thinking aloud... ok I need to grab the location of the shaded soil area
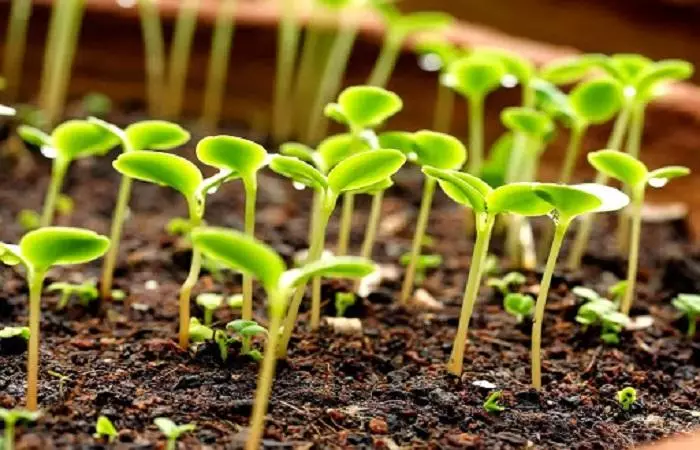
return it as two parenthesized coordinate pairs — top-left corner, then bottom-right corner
(0, 122), (700, 449)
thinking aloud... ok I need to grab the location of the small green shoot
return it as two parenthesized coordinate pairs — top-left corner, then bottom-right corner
(188, 317), (214, 343)
(483, 390), (506, 413)
(487, 272), (526, 295)
(0, 326), (30, 341)
(93, 415), (118, 443)
(616, 387), (637, 411)
(47, 280), (98, 310)
(334, 292), (356, 317)
(0, 408), (41, 450)
(196, 293), (224, 326)
(608, 280), (628, 304)
(672, 294), (700, 337)
(504, 293), (534, 324)
(227, 319), (268, 361)
(154, 417), (195, 450)
(576, 296), (629, 344)
(399, 253), (442, 286)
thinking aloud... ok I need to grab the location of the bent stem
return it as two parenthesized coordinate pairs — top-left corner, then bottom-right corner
(27, 270), (46, 411)
(336, 193), (354, 256)
(242, 180), (257, 321)
(179, 243), (202, 349)
(433, 82), (455, 133)
(532, 220), (568, 389)
(447, 213), (495, 376)
(620, 187), (644, 316)
(272, 0), (301, 142)
(101, 176), (133, 299)
(400, 177), (436, 303)
(137, 0), (166, 117)
(466, 96), (484, 175)
(558, 124), (586, 184)
(41, 158), (69, 227)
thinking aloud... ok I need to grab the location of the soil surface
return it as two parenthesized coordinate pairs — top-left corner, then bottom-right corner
(1, 116), (699, 449)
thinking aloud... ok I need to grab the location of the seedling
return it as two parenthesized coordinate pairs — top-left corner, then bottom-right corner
(2, 0), (32, 101)
(487, 271), (526, 295)
(188, 317), (214, 343)
(272, 0), (302, 141)
(163, 0), (200, 118)
(93, 415), (118, 443)
(0, 408), (41, 450)
(196, 293), (224, 326)
(616, 387), (637, 411)
(608, 280), (628, 304)
(587, 150), (689, 314)
(414, 37), (461, 132)
(335, 292), (356, 317)
(47, 280), (98, 310)
(483, 390), (506, 413)
(575, 295), (629, 344)
(227, 319), (268, 361)
(269, 148), (405, 336)
(672, 294), (700, 337)
(539, 53), (606, 86)
(0, 326), (30, 341)
(530, 183), (629, 389)
(398, 131), (466, 303)
(18, 120), (120, 227)
(154, 417), (195, 450)
(504, 293), (534, 324)
(137, 0), (167, 116)
(572, 286), (602, 303)
(228, 293), (244, 310)
(422, 168), (554, 376)
(196, 136), (269, 321)
(89, 118), (190, 300)
(47, 370), (71, 396)
(0, 227), (109, 410)
(191, 227), (375, 450)
(399, 253), (442, 286)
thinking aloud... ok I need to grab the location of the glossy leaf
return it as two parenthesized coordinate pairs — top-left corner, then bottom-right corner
(573, 184), (630, 212)
(587, 150), (648, 187)
(52, 120), (120, 160)
(327, 149), (406, 193)
(226, 319), (260, 333)
(539, 54), (606, 85)
(647, 166), (690, 187)
(349, 177), (394, 195)
(125, 120), (190, 151)
(378, 131), (415, 155)
(17, 125), (51, 148)
(445, 55), (506, 99)
(412, 131), (466, 169)
(636, 59), (694, 101)
(335, 86), (403, 130)
(473, 47), (535, 83)
(569, 78), (623, 125)
(488, 183), (554, 216)
(113, 152), (203, 201)
(533, 184), (602, 218)
(422, 167), (488, 212)
(280, 256), (376, 291)
(19, 227), (110, 271)
(501, 107), (554, 139)
(196, 136), (268, 177)
(317, 133), (369, 173)
(280, 142), (317, 166)
(269, 155), (328, 190)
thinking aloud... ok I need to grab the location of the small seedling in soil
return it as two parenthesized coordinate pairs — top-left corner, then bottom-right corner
(47, 280), (98, 310)
(0, 408), (41, 450)
(504, 293), (534, 324)
(672, 294), (700, 337)
(47, 370), (71, 396)
(188, 317), (214, 343)
(93, 415), (118, 443)
(196, 293), (224, 326)
(154, 417), (195, 450)
(191, 227), (375, 449)
(483, 391), (506, 413)
(572, 286), (603, 303)
(334, 292), (356, 317)
(0, 326), (30, 341)
(575, 295), (629, 344)
(227, 319), (268, 361)
(587, 149), (690, 315)
(17, 120), (120, 227)
(399, 253), (442, 286)
(487, 271), (526, 295)
(0, 227), (109, 410)
(616, 387), (638, 411)
(110, 289), (126, 302)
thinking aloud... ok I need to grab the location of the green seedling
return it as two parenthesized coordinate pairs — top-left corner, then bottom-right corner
(272, 0), (302, 141)
(0, 326), (30, 341)
(0, 227), (109, 410)
(483, 254), (499, 276)
(47, 370), (71, 396)
(93, 415), (118, 443)
(672, 294), (700, 337)
(608, 280), (628, 304)
(504, 293), (534, 324)
(89, 118), (190, 300)
(474, 47), (537, 107)
(164, 0), (200, 118)
(269, 148), (405, 336)
(112, 149), (236, 349)
(334, 292), (356, 317)
(572, 286), (602, 303)
(587, 150), (690, 315)
(2, 0), (32, 101)
(17, 210), (40, 231)
(530, 183), (629, 389)
(227, 319), (268, 361)
(188, 317), (214, 343)
(0, 408), (41, 450)
(575, 295), (629, 344)
(228, 293), (244, 310)
(137, 0), (167, 116)
(487, 271), (526, 295)
(196, 136), (269, 321)
(616, 387), (637, 411)
(423, 168), (554, 376)
(483, 390), (506, 413)
(399, 253), (442, 286)
(191, 227), (375, 450)
(539, 53), (606, 86)
(398, 131), (466, 303)
(18, 120), (120, 227)
(154, 417), (195, 450)
(81, 92), (112, 117)
(196, 293), (223, 326)
(414, 37), (461, 132)
(47, 280), (98, 310)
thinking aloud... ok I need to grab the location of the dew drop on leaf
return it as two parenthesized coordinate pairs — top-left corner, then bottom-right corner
(501, 74), (519, 88)
(41, 146), (57, 159)
(418, 53), (443, 72)
(293, 181), (306, 191)
(648, 177), (668, 188)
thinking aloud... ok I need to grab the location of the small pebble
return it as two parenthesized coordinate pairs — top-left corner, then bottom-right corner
(472, 380), (497, 389)
(412, 289), (444, 311)
(369, 417), (388, 434)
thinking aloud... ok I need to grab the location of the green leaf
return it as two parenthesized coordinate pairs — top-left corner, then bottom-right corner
(573, 184), (630, 212)
(238, 323), (268, 338)
(647, 166), (690, 188)
(603, 54), (652, 84)
(280, 142), (317, 166)
(378, 131), (415, 155)
(125, 120), (190, 151)
(348, 177), (393, 195)
(0, 326), (30, 340)
(0, 243), (24, 266)
(94, 416), (118, 440)
(327, 149), (406, 194)
(673, 294), (700, 315)
(572, 286), (602, 302)
(280, 256), (376, 291)
(422, 167), (488, 212)
(19, 227), (110, 271)
(412, 131), (466, 169)
(501, 107), (554, 139)
(392, 11), (453, 36)
(539, 54), (606, 85)
(488, 183), (554, 216)
(587, 150), (648, 187)
(569, 78), (623, 125)
(17, 125), (51, 148)
(532, 79), (576, 125)
(226, 319), (259, 333)
(189, 317), (214, 342)
(317, 133), (369, 173)
(444, 55), (506, 99)
(336, 86), (403, 130)
(636, 59), (693, 101)
(196, 136), (268, 177)
(472, 47), (535, 83)
(504, 293), (534, 317)
(533, 183), (601, 218)
(113, 152), (203, 202)
(269, 155), (328, 190)
(51, 120), (120, 160)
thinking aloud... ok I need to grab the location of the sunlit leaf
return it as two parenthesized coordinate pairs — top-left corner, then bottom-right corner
(327, 149), (406, 193)
(412, 130), (466, 169)
(336, 86), (403, 130)
(317, 133), (369, 173)
(268, 155), (328, 190)
(501, 107), (554, 139)
(17, 125), (51, 148)
(52, 120), (120, 160)
(569, 78), (623, 125)
(488, 183), (553, 216)
(125, 120), (190, 151)
(587, 150), (648, 187)
(196, 136), (268, 177)
(113, 152), (203, 201)
(19, 227), (110, 271)
(446, 55), (506, 99)
(422, 167), (489, 212)
(539, 54), (606, 85)
(280, 256), (376, 291)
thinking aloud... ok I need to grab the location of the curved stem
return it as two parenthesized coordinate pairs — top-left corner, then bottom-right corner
(242, 180), (257, 321)
(41, 157), (69, 227)
(367, 33), (402, 87)
(466, 96), (484, 175)
(400, 177), (436, 303)
(164, 0), (200, 119)
(27, 270), (46, 411)
(433, 81), (455, 133)
(558, 124), (586, 184)
(179, 232), (202, 349)
(447, 213), (495, 376)
(101, 175), (133, 299)
(272, 0), (301, 142)
(532, 220), (568, 389)
(620, 188), (644, 316)
(359, 191), (384, 262)
(335, 192), (354, 256)
(3, 0), (32, 102)
(137, 0), (166, 117)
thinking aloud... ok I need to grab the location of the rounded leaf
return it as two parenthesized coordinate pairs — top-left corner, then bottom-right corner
(0, 243), (24, 266)
(587, 150), (648, 187)
(533, 183), (602, 218)
(539, 54), (606, 85)
(280, 142), (317, 166)
(569, 78), (623, 125)
(125, 120), (190, 151)
(422, 167), (489, 212)
(501, 107), (554, 139)
(52, 120), (120, 160)
(647, 166), (690, 188)
(472, 47), (535, 83)
(487, 183), (553, 216)
(113, 152), (203, 201)
(636, 59), (694, 101)
(327, 149), (406, 194)
(603, 54), (653, 84)
(196, 136), (268, 177)
(17, 125), (51, 148)
(571, 183), (630, 213)
(337, 86), (403, 130)
(378, 131), (416, 156)
(19, 227), (110, 270)
(269, 155), (328, 190)
(349, 177), (393, 195)
(412, 131), (466, 169)
(317, 133), (369, 173)
(280, 256), (376, 291)
(445, 55), (506, 98)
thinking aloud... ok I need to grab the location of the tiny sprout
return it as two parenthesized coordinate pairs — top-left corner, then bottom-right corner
(196, 293), (224, 326)
(487, 271), (526, 295)
(483, 254), (499, 276)
(483, 391), (506, 414)
(572, 286), (602, 303)
(227, 319), (268, 361)
(0, 408), (41, 450)
(228, 293), (244, 310)
(539, 54), (606, 85)
(335, 292), (356, 317)
(672, 294), (700, 337)
(82, 92), (112, 117)
(154, 418), (195, 450)
(616, 387), (637, 411)
(17, 210), (40, 232)
(504, 293), (534, 324)
(399, 253), (442, 286)
(93, 415), (118, 443)
(608, 281), (628, 303)
(188, 317), (214, 343)
(47, 370), (71, 395)
(0, 326), (30, 341)
(47, 280), (98, 310)
(576, 297), (629, 344)
(0, 227), (110, 410)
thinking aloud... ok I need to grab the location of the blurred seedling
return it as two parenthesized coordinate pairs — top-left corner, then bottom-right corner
(616, 387), (637, 411)
(487, 271), (526, 295)
(504, 293), (534, 324)
(399, 253), (442, 286)
(334, 292), (356, 317)
(483, 391), (506, 414)
(47, 280), (98, 310)
(154, 417), (196, 450)
(93, 415), (118, 443)
(0, 326), (30, 341)
(672, 294), (700, 337)
(0, 408), (41, 450)
(226, 319), (268, 361)
(196, 293), (223, 326)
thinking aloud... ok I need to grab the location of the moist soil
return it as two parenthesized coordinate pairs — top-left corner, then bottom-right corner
(0, 118), (699, 449)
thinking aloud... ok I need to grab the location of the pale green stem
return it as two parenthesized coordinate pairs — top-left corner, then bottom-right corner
(201, 0), (237, 130)
(558, 124), (587, 184)
(4, 418), (15, 450)
(37, 0), (66, 124)
(308, 190), (321, 243)
(242, 180), (257, 321)
(620, 186), (644, 316)
(164, 0), (200, 119)
(179, 213), (202, 349)
(2, 0), (32, 101)
(688, 314), (697, 338)
(166, 438), (176, 450)
(27, 269), (46, 411)
(466, 96), (484, 175)
(367, 33), (402, 87)
(291, 26), (321, 135)
(353, 190), (384, 292)
(272, 0), (301, 142)
(447, 213), (495, 376)
(505, 137), (538, 267)
(137, 0), (166, 117)
(41, 158), (69, 227)
(100, 175), (133, 299)
(400, 177), (436, 303)
(531, 219), (568, 389)
(616, 103), (645, 253)
(433, 81), (455, 133)
(335, 192), (354, 256)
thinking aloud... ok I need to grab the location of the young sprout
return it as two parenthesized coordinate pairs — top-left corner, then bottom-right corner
(188, 317), (214, 343)
(504, 293), (534, 324)
(487, 271), (526, 295)
(530, 183), (629, 389)
(191, 227), (375, 450)
(0, 227), (109, 410)
(0, 326), (30, 341)
(93, 415), (118, 443)
(587, 150), (690, 315)
(616, 387), (637, 411)
(2, 0), (32, 101)
(575, 296), (629, 344)
(196, 136), (269, 320)
(137, 0), (166, 116)
(483, 391), (506, 414)
(163, 0), (200, 119)
(672, 294), (700, 337)
(154, 418), (195, 450)
(423, 169), (554, 376)
(334, 292), (356, 317)
(18, 120), (119, 227)
(272, 0), (302, 142)
(227, 319), (268, 361)
(0, 408), (41, 450)
(399, 253), (442, 286)
(196, 293), (223, 326)
(89, 118), (190, 300)
(398, 131), (466, 303)
(608, 280), (628, 304)
(414, 37), (461, 132)
(47, 280), (98, 310)
(269, 149), (405, 336)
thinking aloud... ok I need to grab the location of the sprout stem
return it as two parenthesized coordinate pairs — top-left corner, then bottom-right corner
(400, 177), (436, 303)
(27, 270), (46, 411)
(353, 190), (385, 292)
(616, 104), (646, 254)
(433, 82), (455, 133)
(101, 176), (133, 299)
(242, 181), (257, 321)
(40, 158), (69, 227)
(137, 0), (166, 117)
(620, 186), (644, 316)
(531, 221), (568, 389)
(164, 0), (200, 119)
(688, 315), (697, 338)
(179, 246), (202, 349)
(335, 193), (354, 256)
(291, 26), (323, 135)
(4, 418), (15, 450)
(466, 96), (484, 175)
(272, 0), (301, 142)
(447, 213), (495, 376)
(558, 124), (586, 184)
(2, 0), (32, 102)
(367, 34), (402, 87)
(200, 0), (237, 130)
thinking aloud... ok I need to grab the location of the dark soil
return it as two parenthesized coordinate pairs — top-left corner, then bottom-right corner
(0, 117), (699, 449)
